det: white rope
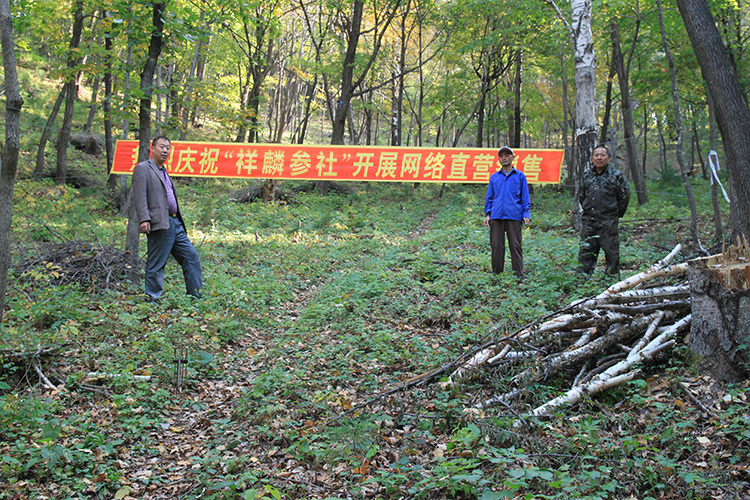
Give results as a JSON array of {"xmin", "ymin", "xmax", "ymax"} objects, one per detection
[{"xmin": 708, "ymin": 150, "xmax": 731, "ymax": 204}]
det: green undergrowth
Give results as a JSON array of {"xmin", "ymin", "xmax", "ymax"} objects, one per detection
[{"xmin": 1, "ymin": 171, "xmax": 747, "ymax": 499}]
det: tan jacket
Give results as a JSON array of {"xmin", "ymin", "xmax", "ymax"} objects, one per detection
[{"xmin": 132, "ymin": 158, "xmax": 184, "ymax": 232}]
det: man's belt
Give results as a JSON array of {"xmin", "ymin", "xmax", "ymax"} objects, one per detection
[{"xmin": 170, "ymin": 212, "xmax": 178, "ymax": 218}]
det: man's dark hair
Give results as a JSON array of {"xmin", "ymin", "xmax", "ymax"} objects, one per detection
[
  {"xmin": 152, "ymin": 135, "xmax": 171, "ymax": 147},
  {"xmin": 593, "ymin": 144, "xmax": 611, "ymax": 156}
]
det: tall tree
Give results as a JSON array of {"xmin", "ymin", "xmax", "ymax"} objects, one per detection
[
  {"xmin": 390, "ymin": 0, "xmax": 412, "ymax": 147},
  {"xmin": 293, "ymin": 0, "xmax": 332, "ymax": 144},
  {"xmin": 611, "ymin": 15, "xmax": 648, "ymax": 204},
  {"xmin": 225, "ymin": 0, "xmax": 281, "ymax": 143},
  {"xmin": 547, "ymin": 0, "xmax": 597, "ymax": 228},
  {"xmin": 331, "ymin": 0, "xmax": 402, "ymax": 145},
  {"xmin": 0, "ymin": 0, "xmax": 23, "ymax": 322},
  {"xmin": 676, "ymin": 0, "xmax": 750, "ymax": 242},
  {"xmin": 54, "ymin": 0, "xmax": 85, "ymax": 185},
  {"xmin": 33, "ymin": 90, "xmax": 64, "ymax": 177},
  {"xmin": 656, "ymin": 0, "xmax": 701, "ymax": 251},
  {"xmin": 471, "ymin": 20, "xmax": 513, "ymax": 148},
  {"xmin": 509, "ymin": 49, "xmax": 523, "ymax": 149},
  {"xmin": 706, "ymin": 94, "xmax": 723, "ymax": 244},
  {"xmin": 104, "ymin": 10, "xmax": 117, "ymax": 192},
  {"xmin": 125, "ymin": 1, "xmax": 166, "ymax": 259}
]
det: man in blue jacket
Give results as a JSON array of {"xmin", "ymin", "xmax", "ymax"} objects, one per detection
[{"xmin": 483, "ymin": 146, "xmax": 531, "ymax": 278}]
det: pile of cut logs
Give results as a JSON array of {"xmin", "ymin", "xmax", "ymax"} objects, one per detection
[{"xmin": 444, "ymin": 244, "xmax": 692, "ymax": 420}]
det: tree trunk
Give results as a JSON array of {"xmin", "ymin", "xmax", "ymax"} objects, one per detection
[
  {"xmin": 297, "ymin": 74, "xmax": 318, "ymax": 144},
  {"xmin": 391, "ymin": 3, "xmax": 409, "ymax": 147},
  {"xmin": 84, "ymin": 76, "xmax": 100, "ymax": 133},
  {"xmin": 475, "ymin": 77, "xmax": 487, "ymax": 147},
  {"xmin": 331, "ymin": 0, "xmax": 363, "ymax": 146},
  {"xmin": 676, "ymin": 0, "xmax": 750, "ymax": 244},
  {"xmin": 611, "ymin": 19, "xmax": 648, "ymax": 204},
  {"xmin": 261, "ymin": 179, "xmax": 277, "ymax": 202},
  {"xmin": 707, "ymin": 94, "xmax": 723, "ymax": 245},
  {"xmin": 125, "ymin": 1, "xmax": 165, "ymax": 266},
  {"xmin": 560, "ymin": 45, "xmax": 573, "ymax": 189},
  {"xmin": 54, "ymin": 0, "xmax": 84, "ymax": 185},
  {"xmin": 511, "ymin": 49, "xmax": 522, "ymax": 149},
  {"xmin": 657, "ymin": 0, "xmax": 702, "ymax": 252},
  {"xmin": 570, "ymin": 0, "xmax": 597, "ymax": 231},
  {"xmin": 181, "ymin": 33, "xmax": 204, "ymax": 140},
  {"xmin": 599, "ymin": 53, "xmax": 614, "ymax": 145},
  {"xmin": 34, "ymin": 89, "xmax": 64, "ymax": 177},
  {"xmin": 0, "ymin": 0, "xmax": 24, "ymax": 323},
  {"xmin": 103, "ymin": 13, "xmax": 117, "ymax": 193},
  {"xmin": 641, "ymin": 100, "xmax": 649, "ymax": 177},
  {"xmin": 235, "ymin": 69, "xmax": 251, "ymax": 143},
  {"xmin": 323, "ymin": 0, "xmax": 365, "ymax": 194},
  {"xmin": 688, "ymin": 246, "xmax": 750, "ymax": 382},
  {"xmin": 656, "ymin": 114, "xmax": 667, "ymax": 172},
  {"xmin": 416, "ymin": 10, "xmax": 424, "ymax": 147}
]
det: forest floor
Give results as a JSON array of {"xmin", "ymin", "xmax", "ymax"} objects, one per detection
[{"xmin": 1, "ymin": 177, "xmax": 749, "ymax": 500}]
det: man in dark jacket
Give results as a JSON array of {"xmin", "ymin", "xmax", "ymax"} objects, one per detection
[
  {"xmin": 484, "ymin": 146, "xmax": 531, "ymax": 278},
  {"xmin": 132, "ymin": 136, "xmax": 203, "ymax": 302},
  {"xmin": 577, "ymin": 144, "xmax": 630, "ymax": 278}
]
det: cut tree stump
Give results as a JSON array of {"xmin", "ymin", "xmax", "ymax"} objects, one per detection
[{"xmin": 688, "ymin": 238, "xmax": 750, "ymax": 382}]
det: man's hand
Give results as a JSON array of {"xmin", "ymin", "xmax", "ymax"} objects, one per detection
[
  {"xmin": 483, "ymin": 214, "xmax": 490, "ymax": 228},
  {"xmin": 523, "ymin": 217, "xmax": 530, "ymax": 227},
  {"xmin": 140, "ymin": 221, "xmax": 151, "ymax": 234}
]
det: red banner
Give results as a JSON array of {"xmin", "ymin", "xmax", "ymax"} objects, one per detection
[{"xmin": 111, "ymin": 140, "xmax": 563, "ymax": 184}]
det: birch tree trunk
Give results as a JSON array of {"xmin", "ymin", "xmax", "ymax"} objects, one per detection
[{"xmin": 571, "ymin": 0, "xmax": 597, "ymax": 230}]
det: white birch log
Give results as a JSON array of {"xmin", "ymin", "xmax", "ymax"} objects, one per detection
[
  {"xmin": 524, "ymin": 370, "xmax": 640, "ymax": 418},
  {"xmin": 597, "ymin": 244, "xmax": 683, "ymax": 297},
  {"xmin": 575, "ymin": 285, "xmax": 689, "ymax": 309},
  {"xmin": 511, "ymin": 311, "xmax": 672, "ymax": 389},
  {"xmin": 443, "ymin": 348, "xmax": 494, "ymax": 384},
  {"xmin": 525, "ymin": 315, "xmax": 691, "ymax": 418},
  {"xmin": 599, "ymin": 263, "xmax": 688, "ymax": 297}
]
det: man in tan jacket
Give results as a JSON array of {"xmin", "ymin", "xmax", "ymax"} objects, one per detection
[{"xmin": 132, "ymin": 136, "xmax": 202, "ymax": 302}]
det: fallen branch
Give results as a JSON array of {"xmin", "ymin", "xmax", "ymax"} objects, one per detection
[
  {"xmin": 85, "ymin": 372, "xmax": 152, "ymax": 382},
  {"xmin": 672, "ymin": 379, "xmax": 717, "ymax": 417},
  {"xmin": 32, "ymin": 359, "xmax": 59, "ymax": 391}
]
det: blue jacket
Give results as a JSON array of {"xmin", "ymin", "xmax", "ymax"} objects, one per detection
[{"xmin": 484, "ymin": 168, "xmax": 531, "ymax": 221}]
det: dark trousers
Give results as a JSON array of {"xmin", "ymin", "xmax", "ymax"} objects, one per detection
[
  {"xmin": 578, "ymin": 218, "xmax": 620, "ymax": 276},
  {"xmin": 145, "ymin": 216, "xmax": 203, "ymax": 299},
  {"xmin": 489, "ymin": 219, "xmax": 524, "ymax": 278}
]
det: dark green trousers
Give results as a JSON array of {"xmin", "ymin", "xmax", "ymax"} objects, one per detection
[{"xmin": 577, "ymin": 218, "xmax": 620, "ymax": 276}]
